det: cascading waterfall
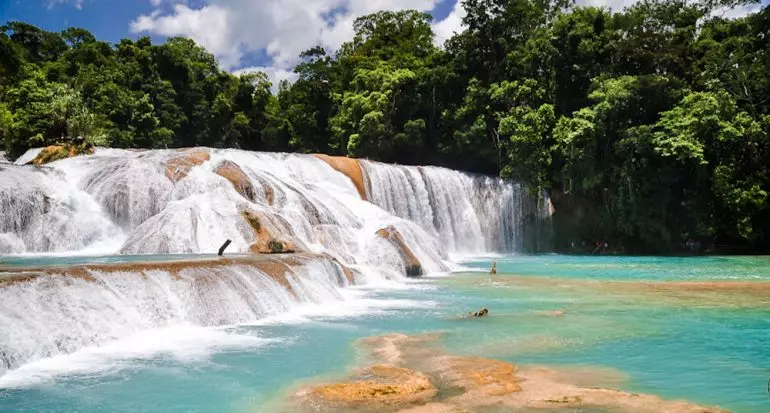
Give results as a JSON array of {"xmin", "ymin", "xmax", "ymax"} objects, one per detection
[
  {"xmin": 361, "ymin": 160, "xmax": 548, "ymax": 255},
  {"xmin": 0, "ymin": 256, "xmax": 352, "ymax": 373},
  {"xmin": 0, "ymin": 147, "xmax": 548, "ymax": 376}
]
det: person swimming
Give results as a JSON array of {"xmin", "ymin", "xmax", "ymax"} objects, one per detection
[{"xmin": 469, "ymin": 308, "xmax": 489, "ymax": 317}]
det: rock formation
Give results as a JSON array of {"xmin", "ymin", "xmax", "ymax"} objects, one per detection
[
  {"xmin": 214, "ymin": 160, "xmax": 256, "ymax": 201},
  {"xmin": 164, "ymin": 148, "xmax": 210, "ymax": 182},
  {"xmin": 307, "ymin": 365, "xmax": 437, "ymax": 406},
  {"xmin": 376, "ymin": 226, "xmax": 423, "ymax": 277},
  {"xmin": 314, "ymin": 154, "xmax": 368, "ymax": 200},
  {"xmin": 241, "ymin": 210, "xmax": 297, "ymax": 254},
  {"xmin": 28, "ymin": 143, "xmax": 94, "ymax": 166},
  {"xmin": 294, "ymin": 333, "xmax": 729, "ymax": 413}
]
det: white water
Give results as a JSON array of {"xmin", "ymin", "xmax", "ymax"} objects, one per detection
[
  {"xmin": 0, "ymin": 147, "xmax": 548, "ymax": 379},
  {"xmin": 0, "ymin": 256, "xmax": 352, "ymax": 375},
  {"xmin": 361, "ymin": 160, "xmax": 537, "ymax": 255}
]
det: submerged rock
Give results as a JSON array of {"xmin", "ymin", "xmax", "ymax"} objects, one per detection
[
  {"xmin": 313, "ymin": 154, "xmax": 368, "ymax": 200},
  {"xmin": 376, "ymin": 226, "xmax": 423, "ymax": 277},
  {"xmin": 304, "ymin": 365, "xmax": 437, "ymax": 407},
  {"xmin": 28, "ymin": 143, "xmax": 94, "ymax": 166},
  {"xmin": 164, "ymin": 148, "xmax": 210, "ymax": 182},
  {"xmin": 295, "ymin": 332, "xmax": 729, "ymax": 413}
]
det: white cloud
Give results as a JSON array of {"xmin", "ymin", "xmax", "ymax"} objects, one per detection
[
  {"xmin": 712, "ymin": 2, "xmax": 764, "ymax": 19},
  {"xmin": 433, "ymin": 0, "xmax": 466, "ymax": 46},
  {"xmin": 130, "ymin": 0, "xmax": 444, "ymax": 71},
  {"xmin": 47, "ymin": 0, "xmax": 84, "ymax": 9},
  {"xmin": 130, "ymin": 0, "xmax": 764, "ymax": 82},
  {"xmin": 579, "ymin": 0, "xmax": 639, "ymax": 11},
  {"xmin": 233, "ymin": 66, "xmax": 299, "ymax": 93}
]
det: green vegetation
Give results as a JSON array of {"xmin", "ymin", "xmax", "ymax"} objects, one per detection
[{"xmin": 2, "ymin": 0, "xmax": 769, "ymax": 253}]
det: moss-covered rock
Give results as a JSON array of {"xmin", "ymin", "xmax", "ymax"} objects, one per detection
[
  {"xmin": 28, "ymin": 143, "xmax": 94, "ymax": 166},
  {"xmin": 241, "ymin": 210, "xmax": 297, "ymax": 254}
]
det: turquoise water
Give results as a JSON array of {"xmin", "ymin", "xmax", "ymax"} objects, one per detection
[
  {"xmin": 2, "ymin": 255, "xmax": 770, "ymax": 412},
  {"xmin": 0, "ymin": 254, "xmax": 222, "ymax": 268}
]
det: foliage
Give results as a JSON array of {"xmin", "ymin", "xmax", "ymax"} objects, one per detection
[{"xmin": 1, "ymin": 0, "xmax": 769, "ymax": 252}]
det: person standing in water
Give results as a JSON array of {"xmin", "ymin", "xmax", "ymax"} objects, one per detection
[{"xmin": 490, "ymin": 260, "xmax": 497, "ymax": 275}]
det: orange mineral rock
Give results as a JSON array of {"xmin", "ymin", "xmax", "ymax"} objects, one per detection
[
  {"xmin": 308, "ymin": 365, "xmax": 437, "ymax": 406},
  {"xmin": 376, "ymin": 225, "xmax": 423, "ymax": 277},
  {"xmin": 165, "ymin": 148, "xmax": 210, "ymax": 182},
  {"xmin": 313, "ymin": 154, "xmax": 368, "ymax": 200},
  {"xmin": 215, "ymin": 160, "xmax": 256, "ymax": 201}
]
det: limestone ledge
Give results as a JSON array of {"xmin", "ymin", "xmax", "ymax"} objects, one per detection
[
  {"xmin": 296, "ymin": 333, "xmax": 729, "ymax": 413},
  {"xmin": 0, "ymin": 253, "xmax": 357, "ymax": 297},
  {"xmin": 165, "ymin": 148, "xmax": 210, "ymax": 182},
  {"xmin": 313, "ymin": 154, "xmax": 368, "ymax": 200}
]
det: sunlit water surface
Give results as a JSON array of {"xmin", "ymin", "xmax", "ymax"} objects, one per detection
[{"xmin": 1, "ymin": 255, "xmax": 769, "ymax": 412}]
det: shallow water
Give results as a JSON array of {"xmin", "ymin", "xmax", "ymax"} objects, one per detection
[{"xmin": 2, "ymin": 255, "xmax": 770, "ymax": 412}]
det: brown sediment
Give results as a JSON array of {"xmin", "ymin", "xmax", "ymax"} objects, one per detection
[
  {"xmin": 263, "ymin": 184, "xmax": 275, "ymax": 205},
  {"xmin": 376, "ymin": 226, "xmax": 423, "ymax": 277},
  {"xmin": 215, "ymin": 160, "xmax": 256, "ymax": 201},
  {"xmin": 0, "ymin": 254, "xmax": 334, "ymax": 294},
  {"xmin": 395, "ymin": 403, "xmax": 469, "ymax": 413},
  {"xmin": 540, "ymin": 309, "xmax": 567, "ymax": 317},
  {"xmin": 165, "ymin": 148, "xmax": 210, "ymax": 182},
  {"xmin": 294, "ymin": 332, "xmax": 728, "ymax": 413},
  {"xmin": 460, "ymin": 274, "xmax": 770, "ymax": 309},
  {"xmin": 28, "ymin": 144, "xmax": 95, "ymax": 166},
  {"xmin": 433, "ymin": 356, "xmax": 520, "ymax": 396},
  {"xmin": 313, "ymin": 154, "xmax": 368, "ymax": 200}
]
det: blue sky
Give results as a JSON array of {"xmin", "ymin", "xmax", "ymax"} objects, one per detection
[
  {"xmin": 1, "ymin": 0, "xmax": 460, "ymax": 73},
  {"xmin": 1, "ymin": 0, "xmax": 767, "ymax": 83}
]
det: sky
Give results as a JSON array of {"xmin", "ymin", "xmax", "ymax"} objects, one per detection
[{"xmin": 1, "ymin": 0, "xmax": 767, "ymax": 86}]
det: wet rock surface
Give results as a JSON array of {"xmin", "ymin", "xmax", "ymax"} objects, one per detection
[
  {"xmin": 293, "ymin": 333, "xmax": 728, "ymax": 413},
  {"xmin": 376, "ymin": 226, "xmax": 423, "ymax": 277},
  {"xmin": 164, "ymin": 148, "xmax": 210, "ymax": 182}
]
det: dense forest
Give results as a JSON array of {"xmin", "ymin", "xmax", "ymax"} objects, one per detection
[{"xmin": 1, "ymin": 0, "xmax": 769, "ymax": 253}]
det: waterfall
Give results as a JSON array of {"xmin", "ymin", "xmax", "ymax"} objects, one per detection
[
  {"xmin": 0, "ymin": 147, "xmax": 548, "ymax": 376},
  {"xmin": 0, "ymin": 255, "xmax": 352, "ymax": 374},
  {"xmin": 361, "ymin": 160, "xmax": 545, "ymax": 255}
]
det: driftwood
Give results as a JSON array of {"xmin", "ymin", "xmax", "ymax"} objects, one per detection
[{"xmin": 218, "ymin": 239, "xmax": 232, "ymax": 256}]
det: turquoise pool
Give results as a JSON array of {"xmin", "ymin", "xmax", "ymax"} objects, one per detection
[{"xmin": 1, "ymin": 255, "xmax": 769, "ymax": 412}]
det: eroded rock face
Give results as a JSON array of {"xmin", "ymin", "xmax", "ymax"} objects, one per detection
[
  {"xmin": 313, "ymin": 154, "xmax": 368, "ymax": 200},
  {"xmin": 376, "ymin": 226, "xmax": 423, "ymax": 277},
  {"xmin": 307, "ymin": 365, "xmax": 437, "ymax": 407},
  {"xmin": 241, "ymin": 210, "xmax": 297, "ymax": 254},
  {"xmin": 215, "ymin": 160, "xmax": 256, "ymax": 201},
  {"xmin": 28, "ymin": 143, "xmax": 94, "ymax": 166},
  {"xmin": 165, "ymin": 148, "xmax": 210, "ymax": 182}
]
